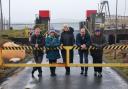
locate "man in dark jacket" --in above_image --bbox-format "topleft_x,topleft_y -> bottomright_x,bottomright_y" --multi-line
76,28 -> 91,76
60,25 -> 75,75
108,34 -> 115,45
30,26 -> 45,77
91,29 -> 107,77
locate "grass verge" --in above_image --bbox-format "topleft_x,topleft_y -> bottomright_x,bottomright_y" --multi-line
104,51 -> 128,82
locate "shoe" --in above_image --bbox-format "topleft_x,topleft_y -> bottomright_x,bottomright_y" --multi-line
66,72 -> 70,75
51,73 -> 56,77
80,71 -> 84,75
84,72 -> 87,77
97,72 -> 102,77
32,74 -> 34,78
32,70 -> 35,78
38,73 -> 42,77
94,72 -> 97,77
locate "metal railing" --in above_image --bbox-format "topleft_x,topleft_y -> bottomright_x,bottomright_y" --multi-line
0,45 -> 128,68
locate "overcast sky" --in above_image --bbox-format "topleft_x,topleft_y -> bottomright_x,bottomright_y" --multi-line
2,0 -> 128,23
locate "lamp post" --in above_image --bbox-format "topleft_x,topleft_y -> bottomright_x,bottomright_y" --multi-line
115,0 -> 118,44
114,0 -> 118,59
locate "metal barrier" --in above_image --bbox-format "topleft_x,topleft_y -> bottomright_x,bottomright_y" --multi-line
1,44 -> 128,50
0,45 -> 128,67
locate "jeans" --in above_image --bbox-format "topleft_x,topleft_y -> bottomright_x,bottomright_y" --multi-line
79,50 -> 88,73
49,60 -> 57,74
32,52 -> 43,74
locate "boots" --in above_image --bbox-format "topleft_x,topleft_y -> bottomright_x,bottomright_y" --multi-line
50,67 -> 56,77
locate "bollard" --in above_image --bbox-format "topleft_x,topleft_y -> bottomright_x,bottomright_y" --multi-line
64,46 -> 73,67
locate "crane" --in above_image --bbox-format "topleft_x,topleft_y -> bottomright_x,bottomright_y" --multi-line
99,0 -> 111,17
99,0 -> 111,29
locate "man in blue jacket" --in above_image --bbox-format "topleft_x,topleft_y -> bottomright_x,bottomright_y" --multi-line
76,28 -> 91,76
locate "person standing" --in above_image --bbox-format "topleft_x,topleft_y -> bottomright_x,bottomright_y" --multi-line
91,29 -> 107,77
45,30 -> 60,77
60,24 -> 75,75
108,33 -> 115,45
30,25 -> 45,77
76,28 -> 91,76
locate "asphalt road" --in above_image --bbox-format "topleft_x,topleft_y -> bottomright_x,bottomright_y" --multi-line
0,52 -> 128,89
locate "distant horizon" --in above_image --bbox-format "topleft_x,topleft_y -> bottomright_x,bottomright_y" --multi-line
10,18 -> 84,24
2,0 -> 128,23
10,14 -> 128,24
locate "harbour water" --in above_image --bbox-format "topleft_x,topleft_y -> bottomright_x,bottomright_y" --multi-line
9,22 -> 79,30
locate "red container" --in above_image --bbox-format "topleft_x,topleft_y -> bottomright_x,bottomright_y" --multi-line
86,10 -> 97,17
39,10 -> 50,18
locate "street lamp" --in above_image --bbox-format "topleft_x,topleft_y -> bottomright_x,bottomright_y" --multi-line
114,0 -> 118,59
115,0 -> 118,44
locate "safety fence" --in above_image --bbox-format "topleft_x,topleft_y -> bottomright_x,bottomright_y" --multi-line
0,45 -> 128,68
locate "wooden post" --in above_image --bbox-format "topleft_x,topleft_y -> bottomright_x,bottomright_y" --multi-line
0,48 -> 3,66
114,50 -> 117,59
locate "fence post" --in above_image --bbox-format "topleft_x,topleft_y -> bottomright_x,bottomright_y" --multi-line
0,48 -> 3,67
64,46 -> 73,67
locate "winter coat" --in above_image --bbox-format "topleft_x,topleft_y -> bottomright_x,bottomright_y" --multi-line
90,34 -> 107,56
45,36 -> 60,60
60,31 -> 75,46
30,34 -> 45,55
69,27 -> 74,33
76,33 -> 91,48
91,34 -> 107,49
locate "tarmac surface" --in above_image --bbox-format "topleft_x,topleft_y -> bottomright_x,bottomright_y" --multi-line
0,52 -> 128,89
